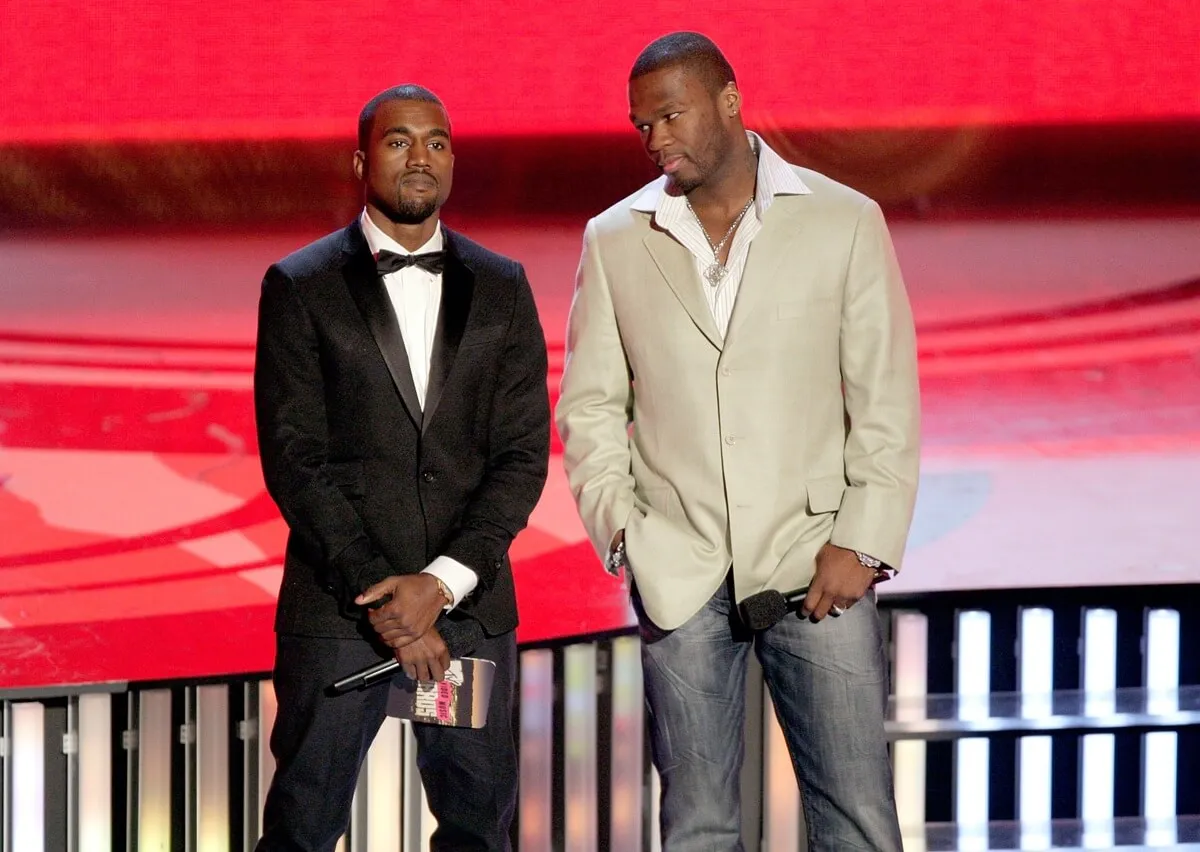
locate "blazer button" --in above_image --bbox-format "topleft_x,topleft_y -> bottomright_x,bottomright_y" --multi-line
725,435 -> 737,446
422,471 -> 436,483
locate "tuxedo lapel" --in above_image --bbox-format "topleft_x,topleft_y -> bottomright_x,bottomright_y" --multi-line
341,223 -> 422,428
423,229 -> 475,432
642,227 -> 723,351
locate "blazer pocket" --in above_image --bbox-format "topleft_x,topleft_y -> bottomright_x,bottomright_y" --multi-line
776,298 -> 837,321
326,461 -> 365,498
636,485 -> 679,521
460,324 -> 506,348
805,475 -> 846,514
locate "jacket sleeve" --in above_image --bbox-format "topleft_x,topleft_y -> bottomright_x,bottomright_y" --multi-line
829,200 -> 922,569
254,265 -> 391,604
555,218 -> 638,560
439,264 -> 551,587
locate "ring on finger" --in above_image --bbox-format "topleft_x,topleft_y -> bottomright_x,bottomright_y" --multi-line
829,603 -> 846,617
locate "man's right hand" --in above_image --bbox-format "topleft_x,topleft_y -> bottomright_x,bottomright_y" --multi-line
395,625 -> 451,682
357,574 -> 446,650
604,529 -> 627,577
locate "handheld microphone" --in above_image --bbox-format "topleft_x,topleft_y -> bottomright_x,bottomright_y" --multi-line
331,658 -> 401,694
738,586 -> 810,631
329,592 -> 398,693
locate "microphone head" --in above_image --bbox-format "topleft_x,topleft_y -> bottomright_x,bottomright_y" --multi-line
739,589 -> 789,631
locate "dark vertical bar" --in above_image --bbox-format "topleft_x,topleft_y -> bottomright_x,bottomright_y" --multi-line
109,692 -> 128,852
1051,604 -> 1081,820
924,604 -> 954,823
43,699 -> 68,852
1177,600 -> 1200,815
551,648 -> 566,852
124,693 -> 138,852
643,710 -> 655,852
171,686 -> 187,852
1113,607 -> 1143,818
510,663 -> 522,852
229,683 -> 247,852
596,641 -> 613,852
988,607 -> 1018,822
66,698 -> 77,852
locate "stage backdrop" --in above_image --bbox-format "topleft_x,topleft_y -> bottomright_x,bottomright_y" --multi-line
3,0 -> 1200,142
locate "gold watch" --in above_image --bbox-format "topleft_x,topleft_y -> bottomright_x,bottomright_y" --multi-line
431,576 -> 454,606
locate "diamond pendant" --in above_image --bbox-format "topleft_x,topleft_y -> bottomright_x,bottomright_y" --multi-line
703,262 -> 726,287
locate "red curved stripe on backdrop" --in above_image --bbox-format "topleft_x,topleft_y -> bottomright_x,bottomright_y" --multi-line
918,277 -> 1200,335
0,330 -> 254,351
5,557 -> 283,597
0,491 -> 280,569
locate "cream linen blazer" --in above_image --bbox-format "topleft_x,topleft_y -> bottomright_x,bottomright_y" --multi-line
556,167 -> 920,631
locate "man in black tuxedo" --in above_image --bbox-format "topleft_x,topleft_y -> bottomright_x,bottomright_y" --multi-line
253,84 -> 550,851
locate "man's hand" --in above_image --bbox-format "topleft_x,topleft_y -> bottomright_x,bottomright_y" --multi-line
800,543 -> 875,622
357,574 -> 446,650
395,626 -> 451,682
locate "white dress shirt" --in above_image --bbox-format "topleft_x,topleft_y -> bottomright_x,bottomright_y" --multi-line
630,132 -> 811,337
359,210 -> 478,608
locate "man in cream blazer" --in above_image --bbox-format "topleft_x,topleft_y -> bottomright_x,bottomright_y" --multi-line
557,32 -> 919,852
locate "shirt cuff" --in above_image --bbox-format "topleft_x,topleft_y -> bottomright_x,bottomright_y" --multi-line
422,557 -> 479,611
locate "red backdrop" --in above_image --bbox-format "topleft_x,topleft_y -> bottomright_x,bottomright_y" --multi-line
3,0 -> 1199,142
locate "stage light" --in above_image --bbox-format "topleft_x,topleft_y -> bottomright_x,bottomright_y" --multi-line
1018,607 -> 1054,850
78,693 -> 113,852
955,609 -> 991,851
519,649 -> 554,852
609,636 -> 644,852
1143,609 -> 1180,846
10,701 -> 45,851
891,611 -> 929,841
364,715 -> 402,852
1080,608 -> 1117,848
564,643 -> 599,852
139,690 -> 173,851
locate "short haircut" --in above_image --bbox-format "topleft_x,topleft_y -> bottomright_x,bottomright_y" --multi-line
357,85 -> 448,150
629,32 -> 736,94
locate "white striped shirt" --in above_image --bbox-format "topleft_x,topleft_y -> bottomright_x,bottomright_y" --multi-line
631,132 -> 811,337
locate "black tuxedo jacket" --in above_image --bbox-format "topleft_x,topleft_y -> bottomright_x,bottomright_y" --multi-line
254,220 -> 550,644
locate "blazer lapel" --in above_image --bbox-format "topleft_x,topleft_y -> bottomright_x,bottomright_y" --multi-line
342,223 -> 423,428
642,227 -> 723,351
723,197 -> 804,348
422,229 -> 475,432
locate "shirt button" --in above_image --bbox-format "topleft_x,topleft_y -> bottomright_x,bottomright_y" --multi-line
721,366 -> 732,377
422,471 -> 436,483
725,435 -> 737,446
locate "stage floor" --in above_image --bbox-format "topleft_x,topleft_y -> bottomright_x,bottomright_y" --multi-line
2,214 -> 1199,689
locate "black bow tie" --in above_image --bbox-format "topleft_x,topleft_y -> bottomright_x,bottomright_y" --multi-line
375,249 -> 445,276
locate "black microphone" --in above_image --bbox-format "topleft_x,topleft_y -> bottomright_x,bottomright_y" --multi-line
739,586 -> 810,631
329,592 -> 397,694
331,658 -> 401,693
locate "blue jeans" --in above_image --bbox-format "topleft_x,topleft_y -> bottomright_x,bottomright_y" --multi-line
637,580 -> 902,851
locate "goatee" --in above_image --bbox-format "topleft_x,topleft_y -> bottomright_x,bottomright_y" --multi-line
383,196 -> 438,225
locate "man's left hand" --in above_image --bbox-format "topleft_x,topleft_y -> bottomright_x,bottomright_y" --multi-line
357,574 -> 446,649
800,543 -> 875,622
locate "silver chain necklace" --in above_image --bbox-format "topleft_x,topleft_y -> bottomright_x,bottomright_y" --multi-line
686,196 -> 754,287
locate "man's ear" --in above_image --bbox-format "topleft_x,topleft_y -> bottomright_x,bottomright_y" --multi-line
724,83 -> 741,117
353,150 -> 366,181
